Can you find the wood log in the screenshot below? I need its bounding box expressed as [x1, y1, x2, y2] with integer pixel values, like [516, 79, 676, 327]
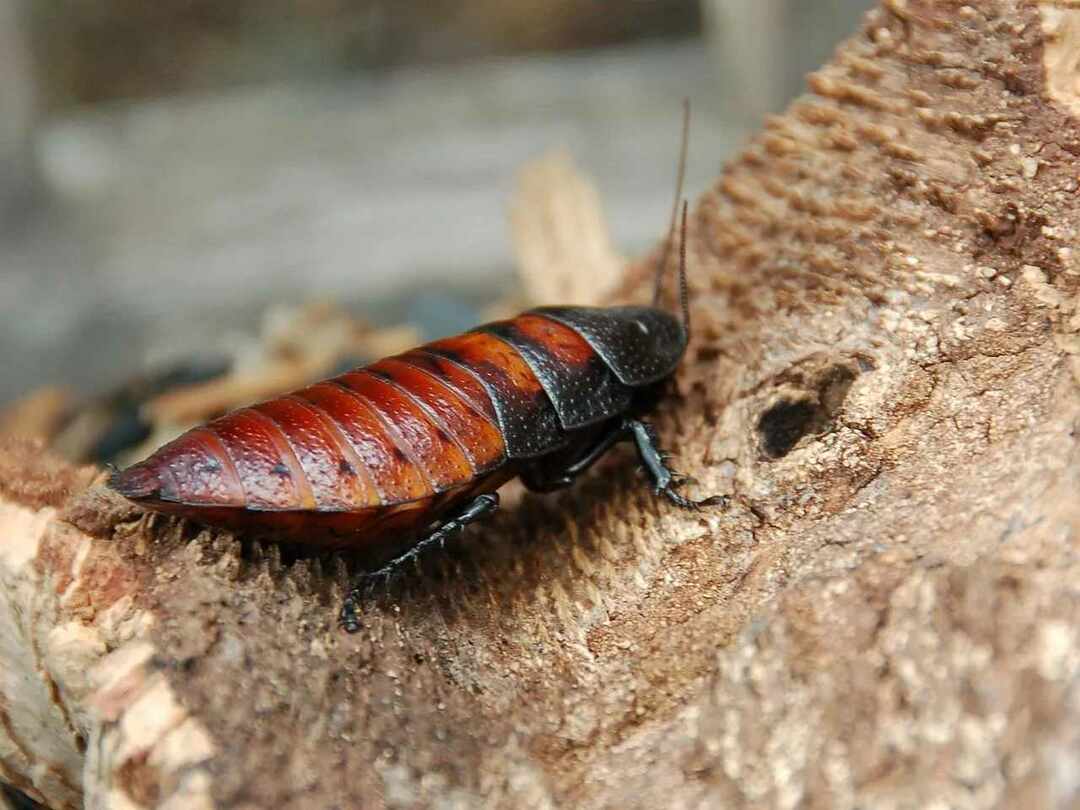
[4, 1, 1080, 806]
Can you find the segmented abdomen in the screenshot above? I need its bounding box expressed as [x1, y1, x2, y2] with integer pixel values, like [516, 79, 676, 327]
[112, 310, 626, 517]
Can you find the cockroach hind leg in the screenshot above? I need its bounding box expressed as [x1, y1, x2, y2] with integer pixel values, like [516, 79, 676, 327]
[337, 492, 500, 633]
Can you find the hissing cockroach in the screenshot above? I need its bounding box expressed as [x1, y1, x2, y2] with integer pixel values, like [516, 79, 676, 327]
[110, 105, 722, 631]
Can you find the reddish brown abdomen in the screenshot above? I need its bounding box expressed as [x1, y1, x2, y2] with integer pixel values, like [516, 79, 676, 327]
[111, 311, 616, 533]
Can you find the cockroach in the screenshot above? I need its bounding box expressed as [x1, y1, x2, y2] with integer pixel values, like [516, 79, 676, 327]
[109, 104, 723, 632]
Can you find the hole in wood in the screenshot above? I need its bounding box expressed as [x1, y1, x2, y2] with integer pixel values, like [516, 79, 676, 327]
[757, 363, 858, 459]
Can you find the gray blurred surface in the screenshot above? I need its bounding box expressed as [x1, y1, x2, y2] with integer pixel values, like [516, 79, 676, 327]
[0, 42, 738, 406]
[0, 1, 876, 408]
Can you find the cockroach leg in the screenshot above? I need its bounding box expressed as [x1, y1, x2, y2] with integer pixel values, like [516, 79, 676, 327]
[521, 417, 725, 510]
[339, 493, 500, 633]
[519, 420, 628, 493]
[626, 419, 727, 510]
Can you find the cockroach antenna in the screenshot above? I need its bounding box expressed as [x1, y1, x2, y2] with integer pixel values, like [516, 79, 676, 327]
[653, 98, 691, 309]
[678, 199, 690, 334]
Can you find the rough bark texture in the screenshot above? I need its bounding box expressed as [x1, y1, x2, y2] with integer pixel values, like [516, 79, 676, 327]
[4, 1, 1080, 807]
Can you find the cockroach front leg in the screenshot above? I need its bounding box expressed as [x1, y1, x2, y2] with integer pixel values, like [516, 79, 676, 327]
[522, 418, 725, 510]
[625, 419, 727, 510]
[339, 493, 500, 633]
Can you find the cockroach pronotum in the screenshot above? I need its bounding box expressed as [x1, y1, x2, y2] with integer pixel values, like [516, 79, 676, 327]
[109, 104, 723, 632]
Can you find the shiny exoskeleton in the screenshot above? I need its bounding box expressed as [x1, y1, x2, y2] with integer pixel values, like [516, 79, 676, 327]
[110, 107, 721, 631]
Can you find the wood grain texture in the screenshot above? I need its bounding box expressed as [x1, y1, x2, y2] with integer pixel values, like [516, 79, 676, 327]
[6, 2, 1080, 807]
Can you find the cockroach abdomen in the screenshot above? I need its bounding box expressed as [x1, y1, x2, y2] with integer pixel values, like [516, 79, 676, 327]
[421, 331, 567, 459]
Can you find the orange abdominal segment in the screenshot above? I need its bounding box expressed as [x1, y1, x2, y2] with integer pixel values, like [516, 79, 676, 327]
[208, 408, 314, 510]
[511, 314, 597, 366]
[367, 357, 506, 473]
[422, 331, 565, 458]
[333, 371, 475, 491]
[425, 332, 545, 398]
[251, 395, 380, 510]
[296, 381, 432, 505]
[394, 350, 498, 424]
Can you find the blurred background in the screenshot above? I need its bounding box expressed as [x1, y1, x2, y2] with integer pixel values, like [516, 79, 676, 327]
[0, 0, 873, 472]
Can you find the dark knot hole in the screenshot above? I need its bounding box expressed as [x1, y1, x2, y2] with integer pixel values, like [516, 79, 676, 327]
[758, 399, 819, 459]
[757, 364, 858, 459]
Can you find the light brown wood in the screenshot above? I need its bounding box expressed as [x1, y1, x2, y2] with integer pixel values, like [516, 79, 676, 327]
[4, 2, 1080, 807]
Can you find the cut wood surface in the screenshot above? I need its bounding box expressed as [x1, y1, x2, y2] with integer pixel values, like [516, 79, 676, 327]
[4, 2, 1080, 807]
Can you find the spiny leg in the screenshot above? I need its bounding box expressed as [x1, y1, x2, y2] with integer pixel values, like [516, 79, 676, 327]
[626, 419, 726, 510]
[339, 493, 499, 633]
[522, 416, 725, 510]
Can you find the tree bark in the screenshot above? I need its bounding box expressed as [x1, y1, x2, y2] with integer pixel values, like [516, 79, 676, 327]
[5, 1, 1080, 807]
